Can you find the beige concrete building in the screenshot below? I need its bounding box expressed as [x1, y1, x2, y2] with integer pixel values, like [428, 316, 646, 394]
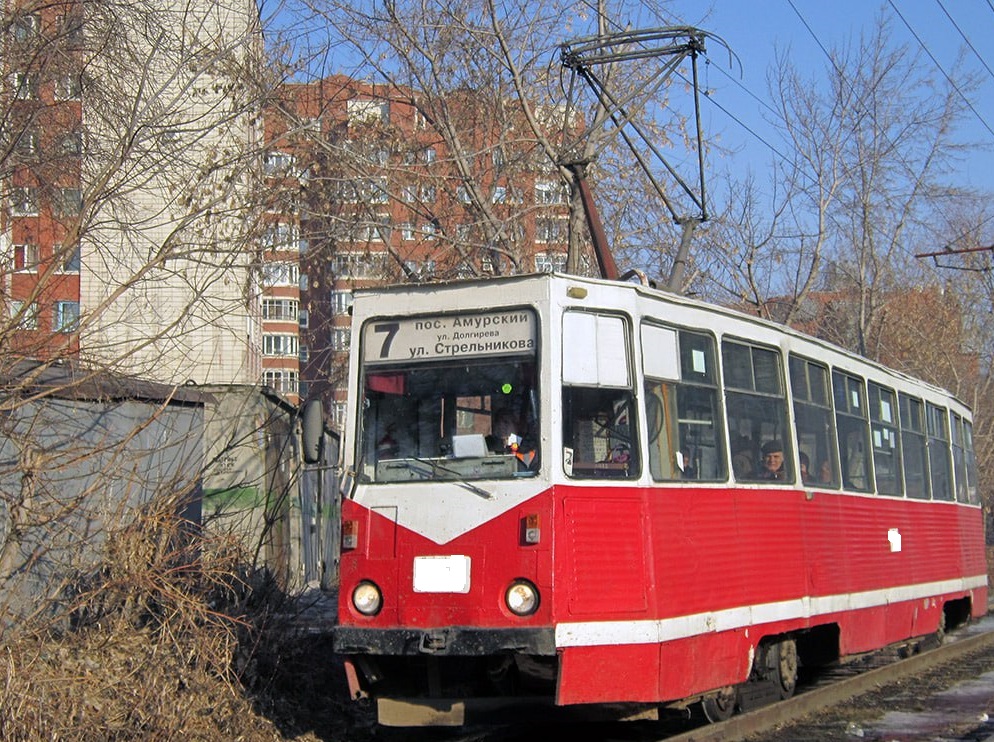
[2, 0, 264, 386]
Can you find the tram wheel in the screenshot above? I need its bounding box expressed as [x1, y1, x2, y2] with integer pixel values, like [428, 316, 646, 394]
[775, 639, 798, 700]
[701, 685, 737, 723]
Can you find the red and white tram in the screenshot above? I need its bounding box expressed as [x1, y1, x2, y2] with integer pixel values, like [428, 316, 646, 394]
[332, 272, 987, 726]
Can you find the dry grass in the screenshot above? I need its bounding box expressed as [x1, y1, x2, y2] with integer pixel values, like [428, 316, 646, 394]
[0, 501, 359, 741]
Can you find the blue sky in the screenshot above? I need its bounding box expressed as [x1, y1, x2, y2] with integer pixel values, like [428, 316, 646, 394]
[659, 0, 994, 195]
[264, 0, 994, 202]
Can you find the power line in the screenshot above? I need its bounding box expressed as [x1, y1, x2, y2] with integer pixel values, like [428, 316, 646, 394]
[935, 0, 994, 86]
[887, 0, 994, 139]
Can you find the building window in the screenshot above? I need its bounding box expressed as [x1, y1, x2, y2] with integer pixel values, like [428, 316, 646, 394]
[263, 334, 299, 357]
[300, 117, 321, 133]
[331, 252, 387, 279]
[535, 180, 566, 205]
[60, 131, 83, 155]
[262, 298, 299, 321]
[261, 261, 300, 287]
[263, 151, 296, 175]
[347, 98, 389, 124]
[332, 401, 347, 430]
[13, 128, 38, 156]
[53, 187, 83, 216]
[535, 217, 566, 243]
[330, 290, 353, 315]
[10, 300, 39, 330]
[400, 222, 416, 241]
[535, 252, 567, 272]
[56, 12, 84, 43]
[262, 222, 299, 251]
[13, 243, 39, 271]
[264, 370, 299, 396]
[492, 146, 506, 170]
[55, 74, 82, 100]
[299, 345, 309, 363]
[331, 327, 350, 351]
[357, 215, 390, 242]
[12, 72, 39, 100]
[57, 243, 81, 272]
[298, 309, 309, 329]
[10, 187, 39, 216]
[53, 301, 80, 332]
[12, 14, 39, 41]
[358, 177, 388, 204]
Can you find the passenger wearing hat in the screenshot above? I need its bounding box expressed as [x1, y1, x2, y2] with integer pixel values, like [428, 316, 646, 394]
[758, 439, 786, 480]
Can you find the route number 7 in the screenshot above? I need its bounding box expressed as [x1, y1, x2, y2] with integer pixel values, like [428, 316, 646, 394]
[373, 322, 400, 359]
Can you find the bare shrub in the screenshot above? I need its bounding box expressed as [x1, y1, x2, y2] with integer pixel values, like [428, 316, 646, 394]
[0, 496, 342, 741]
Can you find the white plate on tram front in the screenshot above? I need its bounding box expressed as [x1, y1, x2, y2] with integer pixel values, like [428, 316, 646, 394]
[413, 555, 471, 593]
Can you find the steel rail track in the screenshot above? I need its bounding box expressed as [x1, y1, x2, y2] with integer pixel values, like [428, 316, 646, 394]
[656, 624, 994, 742]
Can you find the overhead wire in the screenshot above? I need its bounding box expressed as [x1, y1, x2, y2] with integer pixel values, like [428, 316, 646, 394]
[935, 0, 994, 85]
[892, 0, 994, 251]
[887, 0, 994, 139]
[784, 0, 994, 258]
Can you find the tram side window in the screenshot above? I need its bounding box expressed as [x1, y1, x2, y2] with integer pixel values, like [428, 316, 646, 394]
[869, 382, 902, 496]
[722, 340, 792, 483]
[964, 419, 979, 505]
[899, 393, 930, 500]
[562, 311, 639, 479]
[789, 355, 839, 488]
[832, 371, 872, 492]
[951, 413, 969, 504]
[927, 403, 953, 501]
[641, 324, 725, 481]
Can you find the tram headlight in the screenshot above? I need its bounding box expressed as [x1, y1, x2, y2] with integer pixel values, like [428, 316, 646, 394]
[352, 581, 383, 616]
[505, 580, 539, 616]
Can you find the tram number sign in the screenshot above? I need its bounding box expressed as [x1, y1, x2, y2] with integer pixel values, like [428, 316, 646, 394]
[363, 310, 536, 363]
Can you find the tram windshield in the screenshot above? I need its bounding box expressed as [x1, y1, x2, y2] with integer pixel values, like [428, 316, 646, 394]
[357, 310, 539, 483]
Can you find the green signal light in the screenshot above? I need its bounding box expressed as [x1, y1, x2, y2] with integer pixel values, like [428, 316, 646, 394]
[500, 383, 513, 395]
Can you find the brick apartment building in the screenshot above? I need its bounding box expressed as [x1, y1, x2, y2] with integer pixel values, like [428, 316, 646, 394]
[263, 75, 574, 427]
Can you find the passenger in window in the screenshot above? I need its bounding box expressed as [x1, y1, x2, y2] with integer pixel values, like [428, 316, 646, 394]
[488, 409, 536, 468]
[817, 459, 833, 484]
[488, 410, 518, 453]
[679, 446, 697, 479]
[799, 451, 813, 484]
[732, 436, 756, 479]
[757, 440, 786, 480]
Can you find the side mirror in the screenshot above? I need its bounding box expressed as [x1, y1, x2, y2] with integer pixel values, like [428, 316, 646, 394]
[301, 398, 324, 464]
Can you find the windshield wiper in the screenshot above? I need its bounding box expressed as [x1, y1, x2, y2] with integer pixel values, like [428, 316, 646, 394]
[412, 457, 493, 499]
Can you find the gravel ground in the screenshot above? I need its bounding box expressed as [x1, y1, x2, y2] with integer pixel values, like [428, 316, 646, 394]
[753, 639, 994, 741]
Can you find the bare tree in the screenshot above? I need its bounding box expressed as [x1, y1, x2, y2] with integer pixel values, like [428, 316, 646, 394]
[0, 0, 297, 633]
[270, 0, 701, 281]
[703, 14, 980, 332]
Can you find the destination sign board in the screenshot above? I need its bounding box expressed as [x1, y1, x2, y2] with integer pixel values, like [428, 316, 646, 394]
[362, 310, 536, 364]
